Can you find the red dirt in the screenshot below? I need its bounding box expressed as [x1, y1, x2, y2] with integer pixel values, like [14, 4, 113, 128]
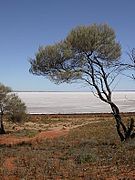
[3, 157, 19, 180]
[1, 129, 68, 180]
[3, 176, 19, 180]
[0, 129, 68, 146]
[1, 129, 135, 179]
[3, 157, 16, 171]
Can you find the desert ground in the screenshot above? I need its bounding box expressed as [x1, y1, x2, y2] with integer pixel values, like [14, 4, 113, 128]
[0, 113, 135, 179]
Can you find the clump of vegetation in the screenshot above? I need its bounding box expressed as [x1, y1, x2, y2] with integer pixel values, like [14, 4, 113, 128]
[6, 93, 27, 123]
[0, 83, 27, 134]
[12, 129, 38, 138]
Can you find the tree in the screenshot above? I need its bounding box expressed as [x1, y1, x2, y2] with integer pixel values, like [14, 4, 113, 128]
[127, 48, 135, 79]
[5, 94, 27, 123]
[117, 48, 135, 80]
[0, 83, 26, 134]
[30, 24, 135, 141]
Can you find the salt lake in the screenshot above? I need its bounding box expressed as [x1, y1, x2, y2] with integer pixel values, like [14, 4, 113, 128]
[15, 91, 135, 114]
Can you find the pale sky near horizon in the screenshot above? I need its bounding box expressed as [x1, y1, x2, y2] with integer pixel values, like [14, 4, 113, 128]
[0, 0, 135, 91]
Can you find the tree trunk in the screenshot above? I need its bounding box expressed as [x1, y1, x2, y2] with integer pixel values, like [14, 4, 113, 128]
[0, 112, 5, 134]
[109, 102, 134, 141]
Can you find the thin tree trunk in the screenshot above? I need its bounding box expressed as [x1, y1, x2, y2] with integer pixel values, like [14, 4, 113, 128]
[111, 103, 125, 141]
[109, 102, 134, 141]
[0, 111, 5, 134]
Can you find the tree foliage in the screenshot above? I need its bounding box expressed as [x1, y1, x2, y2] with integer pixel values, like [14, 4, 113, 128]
[30, 24, 135, 141]
[0, 83, 26, 134]
[30, 24, 121, 83]
[5, 94, 26, 122]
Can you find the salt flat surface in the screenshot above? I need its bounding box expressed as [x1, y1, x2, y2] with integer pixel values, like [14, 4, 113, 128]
[15, 92, 135, 114]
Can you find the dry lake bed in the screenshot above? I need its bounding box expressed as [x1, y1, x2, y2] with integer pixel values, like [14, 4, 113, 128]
[15, 91, 135, 114]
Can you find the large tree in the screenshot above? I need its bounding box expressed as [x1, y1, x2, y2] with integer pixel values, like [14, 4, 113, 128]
[0, 83, 26, 134]
[30, 24, 135, 141]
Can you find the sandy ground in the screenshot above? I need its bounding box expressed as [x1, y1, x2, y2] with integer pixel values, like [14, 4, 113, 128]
[0, 121, 72, 180]
[1, 114, 134, 179]
[0, 119, 95, 146]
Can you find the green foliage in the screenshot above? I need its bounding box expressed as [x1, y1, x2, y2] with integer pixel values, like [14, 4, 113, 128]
[30, 23, 121, 84]
[70, 144, 98, 164]
[13, 129, 38, 138]
[0, 83, 26, 123]
[5, 94, 27, 122]
[66, 24, 121, 60]
[0, 83, 11, 103]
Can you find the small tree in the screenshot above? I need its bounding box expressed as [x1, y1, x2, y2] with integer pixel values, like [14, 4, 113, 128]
[30, 24, 135, 141]
[0, 83, 26, 134]
[6, 94, 27, 123]
[0, 83, 11, 134]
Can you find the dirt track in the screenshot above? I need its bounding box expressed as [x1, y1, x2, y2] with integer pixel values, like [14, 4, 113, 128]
[0, 129, 68, 146]
[1, 116, 99, 146]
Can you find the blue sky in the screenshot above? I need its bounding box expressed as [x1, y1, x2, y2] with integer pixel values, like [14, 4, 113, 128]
[0, 0, 135, 91]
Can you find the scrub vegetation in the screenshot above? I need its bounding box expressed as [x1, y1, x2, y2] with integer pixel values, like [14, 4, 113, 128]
[0, 83, 26, 134]
[0, 114, 135, 179]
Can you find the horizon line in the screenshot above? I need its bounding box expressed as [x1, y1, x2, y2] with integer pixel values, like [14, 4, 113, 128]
[13, 90, 135, 92]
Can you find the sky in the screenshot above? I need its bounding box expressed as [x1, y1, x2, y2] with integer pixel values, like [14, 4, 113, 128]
[0, 0, 135, 91]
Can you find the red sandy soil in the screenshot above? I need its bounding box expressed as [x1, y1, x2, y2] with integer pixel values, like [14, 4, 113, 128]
[0, 129, 68, 146]
[3, 175, 19, 180]
[1, 114, 135, 179]
[1, 129, 68, 180]
[3, 157, 19, 180]
[3, 157, 16, 171]
[1, 129, 135, 179]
